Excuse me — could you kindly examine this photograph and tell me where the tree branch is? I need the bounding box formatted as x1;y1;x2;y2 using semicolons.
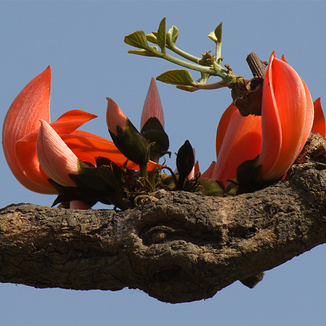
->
1;133;326;303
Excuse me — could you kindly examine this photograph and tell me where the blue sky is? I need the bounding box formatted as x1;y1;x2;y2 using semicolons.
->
1;1;326;325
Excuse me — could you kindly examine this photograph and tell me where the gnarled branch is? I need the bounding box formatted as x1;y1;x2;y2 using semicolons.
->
1;133;326;303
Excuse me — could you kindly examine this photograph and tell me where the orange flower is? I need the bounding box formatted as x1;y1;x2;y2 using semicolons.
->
256;52;314;181
209;104;262;186
207;52;316;190
2;67;143;194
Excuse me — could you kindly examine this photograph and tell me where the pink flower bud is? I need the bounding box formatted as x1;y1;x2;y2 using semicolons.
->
36;119;78;187
141;78;164;129
106;98;128;136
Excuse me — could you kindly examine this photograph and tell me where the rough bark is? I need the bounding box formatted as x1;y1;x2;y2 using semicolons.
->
1;133;326;304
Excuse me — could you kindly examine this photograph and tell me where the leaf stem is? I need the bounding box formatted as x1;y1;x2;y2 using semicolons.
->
215;41;222;65
157;50;230;79
192;80;229;90
167;43;201;63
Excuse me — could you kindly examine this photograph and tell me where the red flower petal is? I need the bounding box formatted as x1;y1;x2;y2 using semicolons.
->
312;97;325;137
257;52;314;181
2;66;54;193
212;109;262;185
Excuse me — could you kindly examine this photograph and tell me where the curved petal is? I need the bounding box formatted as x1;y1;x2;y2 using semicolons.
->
17;109;98;143
255;52;282;177
282;54;315;142
201;105;238;181
2;66;53;193
15;139;56;193
257;52;313;181
312;97;325;137
14;109;98;194
200;161;216;179
212;109;262;185
215;104;238;158
194;160;200;175
51;110;98;135
62;131;127;166
301;81;314;145
37;120;78;187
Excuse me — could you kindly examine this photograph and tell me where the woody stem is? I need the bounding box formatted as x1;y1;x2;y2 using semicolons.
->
246;52;267;78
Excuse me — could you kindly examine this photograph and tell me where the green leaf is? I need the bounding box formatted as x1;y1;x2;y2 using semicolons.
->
214;22;223;43
128;49;158;57
124;30;151;50
146;33;157;44
168;25;179;44
157;17;166;53
207;31;217;43
176;85;198;92
208;22;222;43
198;178;224;196
157;69;195;85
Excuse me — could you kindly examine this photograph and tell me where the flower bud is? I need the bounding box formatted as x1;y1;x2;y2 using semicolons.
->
140;78;169;162
141;78;165;129
36;119;78;187
106;98;149;166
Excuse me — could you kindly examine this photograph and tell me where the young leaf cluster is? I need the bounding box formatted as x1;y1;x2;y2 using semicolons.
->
124;18;237;91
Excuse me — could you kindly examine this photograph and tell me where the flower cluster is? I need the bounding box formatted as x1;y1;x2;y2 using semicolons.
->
2;67;166;209
202;52;325;194
2;53;325;210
